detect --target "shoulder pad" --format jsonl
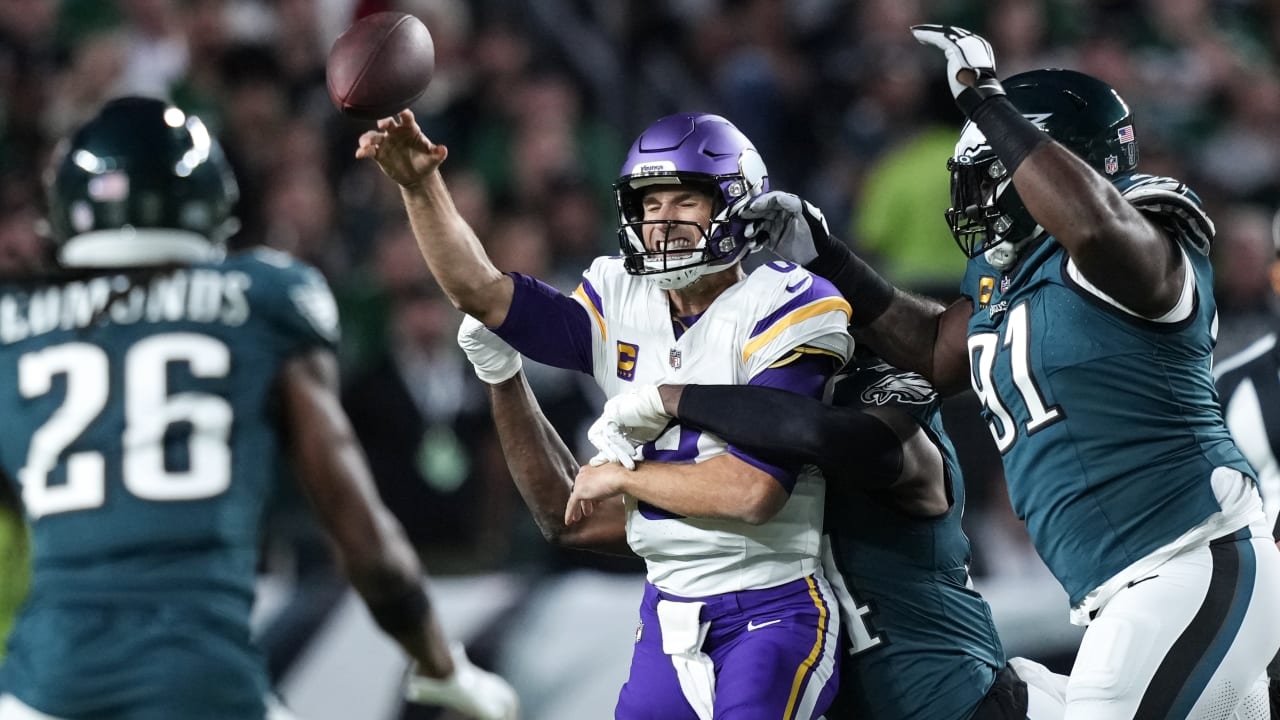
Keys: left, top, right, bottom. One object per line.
{"left": 1118, "top": 174, "right": 1214, "bottom": 255}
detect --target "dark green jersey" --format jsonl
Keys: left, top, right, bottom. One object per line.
{"left": 824, "top": 361, "right": 1004, "bottom": 720}
{"left": 0, "top": 249, "right": 338, "bottom": 717}
{"left": 959, "top": 174, "right": 1251, "bottom": 606}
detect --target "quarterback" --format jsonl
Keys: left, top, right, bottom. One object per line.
{"left": 360, "top": 110, "right": 851, "bottom": 719}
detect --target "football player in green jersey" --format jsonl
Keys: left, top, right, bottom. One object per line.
{"left": 0, "top": 97, "right": 516, "bottom": 720}
{"left": 738, "top": 23, "right": 1280, "bottom": 720}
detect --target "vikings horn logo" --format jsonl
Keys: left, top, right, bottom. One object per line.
{"left": 861, "top": 372, "right": 936, "bottom": 406}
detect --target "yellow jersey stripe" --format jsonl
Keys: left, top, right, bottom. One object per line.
{"left": 573, "top": 284, "right": 606, "bottom": 339}
{"left": 783, "top": 575, "right": 829, "bottom": 720}
{"left": 767, "top": 346, "right": 846, "bottom": 369}
{"left": 742, "top": 298, "right": 851, "bottom": 363}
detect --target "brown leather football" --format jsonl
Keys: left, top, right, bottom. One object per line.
{"left": 326, "top": 12, "right": 434, "bottom": 120}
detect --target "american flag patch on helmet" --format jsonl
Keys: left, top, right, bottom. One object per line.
{"left": 1117, "top": 125, "right": 1135, "bottom": 144}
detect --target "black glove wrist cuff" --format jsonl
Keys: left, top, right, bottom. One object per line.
{"left": 970, "top": 95, "right": 1051, "bottom": 177}
{"left": 956, "top": 76, "right": 1006, "bottom": 118}
{"left": 805, "top": 240, "right": 895, "bottom": 327}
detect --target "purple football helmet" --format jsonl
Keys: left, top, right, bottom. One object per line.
{"left": 613, "top": 113, "right": 769, "bottom": 289}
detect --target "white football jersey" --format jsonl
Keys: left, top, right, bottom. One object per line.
{"left": 571, "top": 257, "right": 853, "bottom": 596}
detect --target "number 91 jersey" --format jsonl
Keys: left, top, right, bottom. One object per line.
{"left": 959, "top": 175, "right": 1253, "bottom": 607}
{"left": 0, "top": 248, "right": 338, "bottom": 611}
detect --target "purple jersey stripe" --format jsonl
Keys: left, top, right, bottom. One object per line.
{"left": 579, "top": 277, "right": 604, "bottom": 316}
{"left": 492, "top": 272, "right": 593, "bottom": 374}
{"left": 749, "top": 275, "right": 848, "bottom": 339}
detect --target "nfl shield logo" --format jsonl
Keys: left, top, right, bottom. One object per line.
{"left": 1000, "top": 275, "right": 1012, "bottom": 292}
{"left": 669, "top": 348, "right": 682, "bottom": 369}
{"left": 1104, "top": 154, "right": 1119, "bottom": 175}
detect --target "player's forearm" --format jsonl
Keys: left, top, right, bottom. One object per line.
{"left": 671, "top": 385, "right": 830, "bottom": 465}
{"left": 620, "top": 455, "right": 785, "bottom": 525}
{"left": 401, "top": 174, "right": 513, "bottom": 325}
{"left": 489, "top": 374, "right": 630, "bottom": 552}
{"left": 671, "top": 385, "right": 905, "bottom": 488}
{"left": 858, "top": 291, "right": 966, "bottom": 394}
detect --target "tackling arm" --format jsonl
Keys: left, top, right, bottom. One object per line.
{"left": 742, "top": 190, "right": 972, "bottom": 394}
{"left": 569, "top": 354, "right": 836, "bottom": 525}
{"left": 857, "top": 293, "right": 973, "bottom": 396}
{"left": 487, "top": 372, "right": 631, "bottom": 554}
{"left": 662, "top": 384, "right": 949, "bottom": 516}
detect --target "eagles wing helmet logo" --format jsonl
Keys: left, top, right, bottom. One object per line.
{"left": 861, "top": 372, "right": 936, "bottom": 406}
{"left": 1023, "top": 112, "right": 1054, "bottom": 130}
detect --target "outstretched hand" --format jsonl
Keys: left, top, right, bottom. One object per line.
{"left": 355, "top": 110, "right": 448, "bottom": 188}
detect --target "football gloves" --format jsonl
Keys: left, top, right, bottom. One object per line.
{"left": 910, "top": 24, "right": 1006, "bottom": 116}
{"left": 404, "top": 642, "right": 520, "bottom": 720}
{"left": 739, "top": 190, "right": 833, "bottom": 267}
{"left": 586, "top": 385, "right": 670, "bottom": 470}
{"left": 457, "top": 314, "right": 522, "bottom": 385}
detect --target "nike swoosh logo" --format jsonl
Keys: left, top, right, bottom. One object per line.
{"left": 785, "top": 277, "right": 811, "bottom": 293}
{"left": 747, "top": 619, "right": 782, "bottom": 631}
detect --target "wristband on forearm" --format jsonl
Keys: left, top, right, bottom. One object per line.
{"left": 969, "top": 95, "right": 1050, "bottom": 177}
{"left": 805, "top": 239, "right": 895, "bottom": 327}
{"left": 956, "top": 75, "right": 1007, "bottom": 118}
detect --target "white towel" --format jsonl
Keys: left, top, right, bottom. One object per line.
{"left": 656, "top": 599, "right": 715, "bottom": 720}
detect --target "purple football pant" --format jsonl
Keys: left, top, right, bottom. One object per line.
{"left": 615, "top": 575, "right": 840, "bottom": 720}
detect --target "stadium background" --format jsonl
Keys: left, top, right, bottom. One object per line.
{"left": 1, "top": 0, "right": 1279, "bottom": 717}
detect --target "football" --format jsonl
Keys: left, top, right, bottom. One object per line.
{"left": 326, "top": 12, "right": 435, "bottom": 120}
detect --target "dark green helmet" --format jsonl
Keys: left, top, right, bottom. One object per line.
{"left": 945, "top": 69, "right": 1136, "bottom": 262}
{"left": 47, "top": 96, "right": 239, "bottom": 268}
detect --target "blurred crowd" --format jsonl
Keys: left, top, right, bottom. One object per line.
{"left": 4, "top": 0, "right": 1280, "bottom": 682}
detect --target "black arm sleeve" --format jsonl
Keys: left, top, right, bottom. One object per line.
{"left": 677, "top": 384, "right": 904, "bottom": 488}
{"left": 805, "top": 238, "right": 895, "bottom": 327}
